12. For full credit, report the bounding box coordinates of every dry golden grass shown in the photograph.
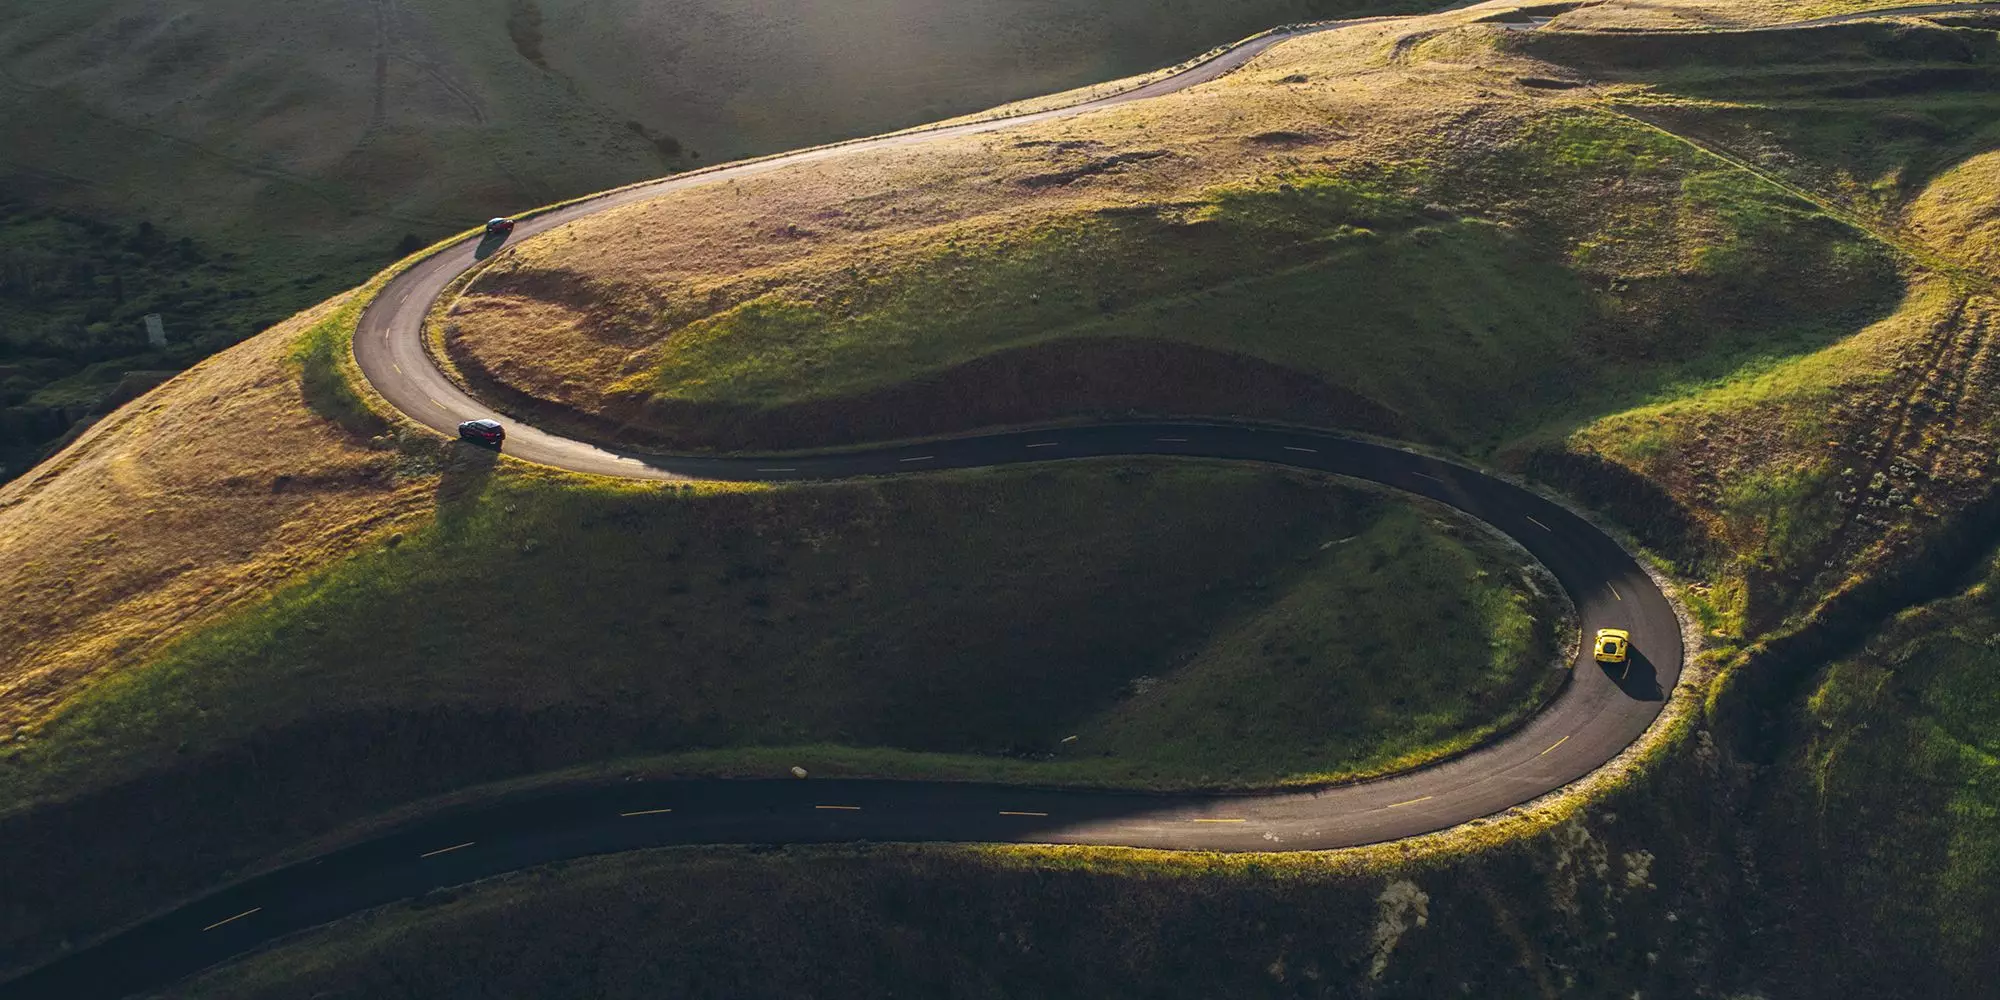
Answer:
[1908,150,2000,278]
[437,12,1597,433]
[0,302,435,734]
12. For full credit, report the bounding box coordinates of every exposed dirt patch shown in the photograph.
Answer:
[1016,150,1172,188]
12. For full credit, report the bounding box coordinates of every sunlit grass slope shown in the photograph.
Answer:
[1504,14,2000,631]
[441,16,1900,455]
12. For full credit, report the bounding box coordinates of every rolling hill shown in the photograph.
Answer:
[6,0,2000,996]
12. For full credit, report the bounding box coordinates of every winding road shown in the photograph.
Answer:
[0,6,1829,996]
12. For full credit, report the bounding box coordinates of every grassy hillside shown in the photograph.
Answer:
[0,460,1562,808]
[148,8,2000,999]
[11,2,2000,994]
[0,444,1564,971]
[0,0,1405,483]
[439,16,1900,457]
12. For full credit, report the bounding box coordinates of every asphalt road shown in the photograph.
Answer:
[10,6,1885,995]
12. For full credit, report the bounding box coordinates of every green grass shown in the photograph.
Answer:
[603,115,1899,455]
[1790,560,2000,991]
[1510,16,2000,223]
[291,297,390,440]
[0,460,1561,810]
[0,458,1566,971]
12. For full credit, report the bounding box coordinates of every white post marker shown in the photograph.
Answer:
[144,314,167,347]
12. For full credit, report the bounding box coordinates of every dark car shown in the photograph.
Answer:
[458,418,505,447]
[485,217,515,237]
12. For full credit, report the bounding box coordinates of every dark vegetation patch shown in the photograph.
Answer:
[1514,75,1584,89]
[1245,129,1320,144]
[1506,19,1999,73]
[0,199,308,480]
[506,0,547,70]
[1016,149,1172,188]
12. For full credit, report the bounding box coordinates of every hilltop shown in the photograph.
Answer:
[0,0,1409,481]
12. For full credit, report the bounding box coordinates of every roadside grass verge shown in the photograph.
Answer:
[291,298,391,439]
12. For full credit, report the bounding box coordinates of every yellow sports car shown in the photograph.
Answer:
[1593,628,1631,664]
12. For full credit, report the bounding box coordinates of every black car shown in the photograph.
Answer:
[458,418,505,446]
[485,217,515,237]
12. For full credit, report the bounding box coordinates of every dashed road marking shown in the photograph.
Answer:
[1412,472,1444,484]
[420,841,475,859]
[392,363,403,375]
[1026,442,1059,448]
[899,456,935,463]
[1607,582,1623,601]
[1192,817,1247,823]
[757,468,797,473]
[815,804,862,811]
[999,810,1050,817]
[620,807,674,817]
[430,397,449,411]
[1540,735,1570,757]
[1387,795,1432,809]
[1157,437,1189,443]
[202,907,261,932]
[1526,516,1551,531]
[1283,446,1317,453]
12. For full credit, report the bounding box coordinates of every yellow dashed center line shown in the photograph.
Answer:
[1413,472,1444,484]
[1607,582,1623,601]
[815,804,862,811]
[1156,437,1189,443]
[201,907,261,932]
[1026,442,1060,448]
[1541,735,1570,757]
[619,807,674,817]
[429,397,449,411]
[1387,796,1432,809]
[899,455,935,463]
[1283,445,1317,453]
[420,841,475,859]
[999,810,1049,817]
[392,363,403,375]
[1526,516,1551,531]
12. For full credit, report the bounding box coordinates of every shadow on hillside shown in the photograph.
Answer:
[435,439,499,534]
